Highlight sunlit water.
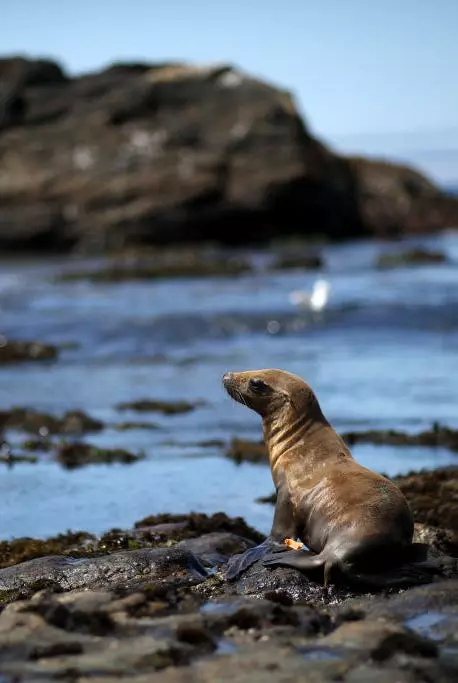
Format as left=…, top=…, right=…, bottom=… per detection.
left=1, top=232, right=458, bottom=539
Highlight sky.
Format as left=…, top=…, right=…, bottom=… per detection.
left=2, top=0, right=458, bottom=183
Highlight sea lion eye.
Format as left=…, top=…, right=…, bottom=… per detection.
left=249, top=378, right=269, bottom=394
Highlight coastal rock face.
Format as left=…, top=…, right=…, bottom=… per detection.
left=348, top=157, right=458, bottom=238
left=1, top=56, right=456, bottom=252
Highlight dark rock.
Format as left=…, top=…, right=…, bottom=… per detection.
left=1, top=56, right=457, bottom=252
left=134, top=512, right=264, bottom=545
left=256, top=492, right=276, bottom=504
left=395, top=467, right=458, bottom=536
left=0, top=514, right=261, bottom=573
left=58, top=247, right=252, bottom=282
left=144, top=400, right=198, bottom=415
left=342, top=424, right=458, bottom=452
left=376, top=247, right=448, bottom=269
left=0, top=453, right=37, bottom=466
left=55, top=442, right=144, bottom=468
left=270, top=249, right=324, bottom=271
left=0, top=531, right=96, bottom=570
left=0, top=441, right=38, bottom=465
left=0, top=407, right=103, bottom=436
left=114, top=421, right=160, bottom=431
left=348, top=156, right=458, bottom=239
left=116, top=398, right=203, bottom=415
left=20, top=438, right=53, bottom=452
left=0, top=546, right=208, bottom=596
left=225, top=438, right=267, bottom=464
left=0, top=339, right=58, bottom=364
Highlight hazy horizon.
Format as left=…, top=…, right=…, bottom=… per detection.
left=2, top=0, right=458, bottom=184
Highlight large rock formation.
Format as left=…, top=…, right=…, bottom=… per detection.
left=0, top=56, right=457, bottom=252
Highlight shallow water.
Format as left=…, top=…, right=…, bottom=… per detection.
left=1, top=232, right=458, bottom=540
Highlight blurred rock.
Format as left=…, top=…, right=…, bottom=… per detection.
left=0, top=407, right=103, bottom=435
left=375, top=247, right=448, bottom=269
left=1, top=56, right=457, bottom=252
left=349, top=156, right=458, bottom=239
left=0, top=339, right=58, bottom=364
left=55, top=442, right=144, bottom=469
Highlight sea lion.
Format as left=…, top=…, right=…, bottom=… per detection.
left=222, top=369, right=424, bottom=585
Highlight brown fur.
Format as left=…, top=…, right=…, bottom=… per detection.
left=223, top=369, right=415, bottom=584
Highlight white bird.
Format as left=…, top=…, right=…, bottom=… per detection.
left=288, top=279, right=331, bottom=312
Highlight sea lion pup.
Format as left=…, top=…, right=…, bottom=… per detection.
left=222, top=369, right=424, bottom=585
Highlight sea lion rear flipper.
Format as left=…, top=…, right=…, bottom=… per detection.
left=263, top=550, right=325, bottom=572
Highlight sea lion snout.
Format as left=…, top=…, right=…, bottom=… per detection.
left=222, top=369, right=290, bottom=415
left=222, top=371, right=235, bottom=386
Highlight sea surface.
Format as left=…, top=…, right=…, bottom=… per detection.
left=1, top=232, right=458, bottom=540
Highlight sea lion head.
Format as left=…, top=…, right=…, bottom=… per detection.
left=222, top=368, right=322, bottom=419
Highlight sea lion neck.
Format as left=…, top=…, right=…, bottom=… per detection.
left=261, top=398, right=329, bottom=468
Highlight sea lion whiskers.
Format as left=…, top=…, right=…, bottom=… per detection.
left=235, top=388, right=248, bottom=408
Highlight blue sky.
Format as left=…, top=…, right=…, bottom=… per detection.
left=2, top=0, right=458, bottom=182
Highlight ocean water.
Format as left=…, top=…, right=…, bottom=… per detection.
left=1, top=231, right=458, bottom=540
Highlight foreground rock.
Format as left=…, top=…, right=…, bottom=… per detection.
left=0, top=509, right=457, bottom=681
left=1, top=56, right=457, bottom=253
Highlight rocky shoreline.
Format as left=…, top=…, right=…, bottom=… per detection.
left=1, top=56, right=458, bottom=253
left=0, top=480, right=457, bottom=681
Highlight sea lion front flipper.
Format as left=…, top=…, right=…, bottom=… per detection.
left=225, top=537, right=288, bottom=580
left=226, top=474, right=296, bottom=581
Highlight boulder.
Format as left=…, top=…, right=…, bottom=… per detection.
left=1, top=56, right=457, bottom=252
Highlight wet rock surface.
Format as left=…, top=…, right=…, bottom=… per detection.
left=0, top=339, right=59, bottom=364
left=1, top=57, right=457, bottom=253
left=0, top=509, right=457, bottom=681
left=0, top=513, right=262, bottom=571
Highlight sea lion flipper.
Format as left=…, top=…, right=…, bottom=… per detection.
left=263, top=550, right=326, bottom=572
left=225, top=537, right=287, bottom=581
